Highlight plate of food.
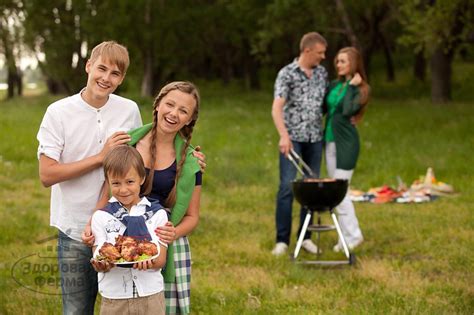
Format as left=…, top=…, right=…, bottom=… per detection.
left=95, top=235, right=160, bottom=267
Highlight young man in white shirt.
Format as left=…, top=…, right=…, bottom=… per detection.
left=37, top=41, right=142, bottom=314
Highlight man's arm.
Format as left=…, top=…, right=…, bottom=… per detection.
left=271, top=97, right=292, bottom=157
left=39, top=154, right=101, bottom=187
left=39, top=131, right=131, bottom=187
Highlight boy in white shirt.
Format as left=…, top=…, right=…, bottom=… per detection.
left=91, top=146, right=167, bottom=315
left=37, top=41, right=142, bottom=314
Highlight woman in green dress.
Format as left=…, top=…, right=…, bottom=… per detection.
left=324, top=47, right=370, bottom=252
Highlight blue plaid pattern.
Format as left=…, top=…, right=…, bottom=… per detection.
left=165, top=236, right=192, bottom=314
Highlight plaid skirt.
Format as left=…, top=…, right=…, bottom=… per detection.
left=165, top=236, right=192, bottom=314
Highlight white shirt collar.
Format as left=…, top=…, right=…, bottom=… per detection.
left=75, top=87, right=112, bottom=112
left=108, top=196, right=151, bottom=209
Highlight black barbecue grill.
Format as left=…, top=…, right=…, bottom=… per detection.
left=288, top=149, right=356, bottom=265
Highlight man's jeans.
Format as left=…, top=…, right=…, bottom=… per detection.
left=275, top=140, right=323, bottom=244
left=58, top=231, right=97, bottom=315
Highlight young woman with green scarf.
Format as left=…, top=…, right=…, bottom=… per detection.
left=324, top=47, right=370, bottom=253
left=130, top=81, right=202, bottom=314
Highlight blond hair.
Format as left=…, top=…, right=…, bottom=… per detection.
left=89, top=41, right=130, bottom=74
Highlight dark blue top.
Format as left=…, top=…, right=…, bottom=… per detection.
left=146, top=160, right=202, bottom=203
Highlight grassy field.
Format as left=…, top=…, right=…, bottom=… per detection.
left=0, top=66, right=473, bottom=314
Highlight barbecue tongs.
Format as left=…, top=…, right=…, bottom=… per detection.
left=287, top=149, right=318, bottom=178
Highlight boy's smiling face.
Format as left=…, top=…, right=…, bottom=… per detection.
left=108, top=167, right=144, bottom=210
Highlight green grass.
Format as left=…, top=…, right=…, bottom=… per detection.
left=0, top=73, right=473, bottom=314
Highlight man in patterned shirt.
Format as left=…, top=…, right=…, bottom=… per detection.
left=271, top=32, right=328, bottom=256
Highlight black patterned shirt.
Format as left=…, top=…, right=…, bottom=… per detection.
left=274, top=59, right=328, bottom=142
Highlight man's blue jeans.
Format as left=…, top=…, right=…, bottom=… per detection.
left=275, top=140, right=323, bottom=245
left=57, top=230, right=97, bottom=315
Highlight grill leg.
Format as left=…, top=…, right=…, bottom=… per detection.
left=316, top=213, right=322, bottom=257
left=294, top=209, right=312, bottom=259
left=330, top=210, right=351, bottom=259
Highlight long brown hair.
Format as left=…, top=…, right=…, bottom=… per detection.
left=142, top=81, right=200, bottom=208
left=334, top=47, right=370, bottom=121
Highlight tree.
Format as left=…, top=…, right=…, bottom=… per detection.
left=255, top=0, right=331, bottom=70
left=184, top=0, right=267, bottom=89
left=22, top=0, right=94, bottom=94
left=89, top=0, right=200, bottom=96
left=399, top=0, right=474, bottom=103
left=0, top=0, right=23, bottom=98
left=89, top=0, right=268, bottom=95
left=335, top=0, right=399, bottom=82
left=334, top=0, right=360, bottom=49
left=254, top=0, right=400, bottom=82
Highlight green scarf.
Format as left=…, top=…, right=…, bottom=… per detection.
left=128, top=123, right=200, bottom=282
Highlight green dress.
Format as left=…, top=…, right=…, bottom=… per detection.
left=324, top=80, right=362, bottom=170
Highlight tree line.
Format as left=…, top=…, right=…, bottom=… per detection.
left=1, top=0, right=473, bottom=103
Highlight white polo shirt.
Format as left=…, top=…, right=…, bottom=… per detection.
left=91, top=197, right=168, bottom=299
left=37, top=90, right=142, bottom=241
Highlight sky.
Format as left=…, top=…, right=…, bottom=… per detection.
left=0, top=54, right=41, bottom=70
